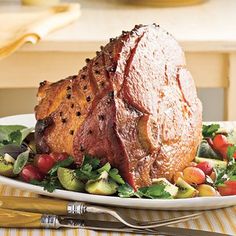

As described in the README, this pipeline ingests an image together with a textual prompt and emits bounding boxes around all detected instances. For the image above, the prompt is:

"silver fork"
[67,202,201,229]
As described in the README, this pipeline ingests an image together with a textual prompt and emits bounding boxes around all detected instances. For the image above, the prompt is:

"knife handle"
[0,196,68,215]
[0,208,43,228]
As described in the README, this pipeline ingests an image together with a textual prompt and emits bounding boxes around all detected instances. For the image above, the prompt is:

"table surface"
[17,0,236,53]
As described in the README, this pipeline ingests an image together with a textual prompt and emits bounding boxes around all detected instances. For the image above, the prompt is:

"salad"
[0,123,236,199]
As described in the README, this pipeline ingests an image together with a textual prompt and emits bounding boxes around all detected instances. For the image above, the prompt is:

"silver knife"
[43,215,232,236]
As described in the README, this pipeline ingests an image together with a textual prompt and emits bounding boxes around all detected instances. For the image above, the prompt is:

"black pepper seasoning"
[76,111,81,116]
[86,96,91,102]
[39,81,47,86]
[98,115,105,121]
[80,145,85,152]
[69,130,74,135]
[61,118,67,123]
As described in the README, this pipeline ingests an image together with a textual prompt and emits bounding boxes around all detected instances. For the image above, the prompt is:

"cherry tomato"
[20,164,44,182]
[183,167,206,185]
[217,180,236,196]
[50,152,68,162]
[212,135,236,160]
[213,134,228,151]
[196,161,213,176]
[35,154,56,174]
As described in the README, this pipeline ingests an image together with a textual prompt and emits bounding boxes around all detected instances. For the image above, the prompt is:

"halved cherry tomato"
[20,164,44,182]
[217,180,236,196]
[213,134,228,151]
[212,135,236,160]
[196,161,213,176]
[35,154,56,174]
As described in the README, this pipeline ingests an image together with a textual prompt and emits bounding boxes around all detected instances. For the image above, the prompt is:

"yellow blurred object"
[22,0,60,6]
[0,208,42,228]
[0,3,80,60]
[0,196,68,215]
[126,0,206,7]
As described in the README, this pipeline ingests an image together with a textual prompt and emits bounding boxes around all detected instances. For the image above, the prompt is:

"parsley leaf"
[98,162,111,173]
[138,184,171,199]
[82,154,100,169]
[31,176,62,193]
[109,168,125,184]
[202,124,220,138]
[118,183,140,198]
[48,156,74,175]
[75,163,98,180]
[215,146,236,186]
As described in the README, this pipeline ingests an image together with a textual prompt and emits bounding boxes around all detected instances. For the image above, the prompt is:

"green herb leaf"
[20,127,34,144]
[98,162,111,173]
[82,154,100,169]
[215,146,236,186]
[202,124,220,138]
[31,176,62,193]
[117,183,139,198]
[138,184,171,199]
[109,168,125,184]
[9,130,22,145]
[75,163,98,180]
[0,125,26,143]
[13,150,30,174]
[230,175,236,180]
[48,156,74,175]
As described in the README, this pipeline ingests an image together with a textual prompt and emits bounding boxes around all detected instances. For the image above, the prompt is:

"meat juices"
[35,24,202,189]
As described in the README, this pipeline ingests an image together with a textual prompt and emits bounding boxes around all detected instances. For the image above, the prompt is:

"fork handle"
[0,196,69,215]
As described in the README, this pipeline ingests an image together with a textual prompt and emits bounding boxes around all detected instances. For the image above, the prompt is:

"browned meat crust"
[35,24,202,189]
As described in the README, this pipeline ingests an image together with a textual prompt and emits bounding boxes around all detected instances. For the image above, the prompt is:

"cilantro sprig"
[215,145,236,186]
[202,124,220,138]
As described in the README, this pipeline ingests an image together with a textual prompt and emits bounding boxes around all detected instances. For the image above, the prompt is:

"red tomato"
[50,152,68,162]
[35,154,56,174]
[196,161,213,176]
[217,180,236,196]
[213,134,228,151]
[20,164,44,182]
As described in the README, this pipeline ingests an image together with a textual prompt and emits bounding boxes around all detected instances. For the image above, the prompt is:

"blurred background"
[0,0,235,121]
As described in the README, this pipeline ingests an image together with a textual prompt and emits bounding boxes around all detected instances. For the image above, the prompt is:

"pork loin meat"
[35,24,202,189]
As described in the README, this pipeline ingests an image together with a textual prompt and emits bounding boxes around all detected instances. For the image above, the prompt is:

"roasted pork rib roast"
[35,24,202,189]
